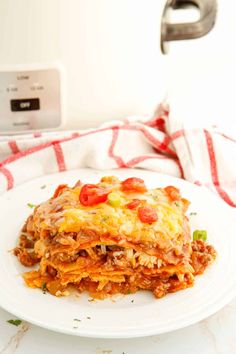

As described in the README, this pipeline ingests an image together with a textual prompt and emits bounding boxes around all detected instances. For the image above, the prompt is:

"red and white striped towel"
[0,104,236,207]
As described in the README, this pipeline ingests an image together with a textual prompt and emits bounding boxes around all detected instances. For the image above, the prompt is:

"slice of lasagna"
[14,176,216,299]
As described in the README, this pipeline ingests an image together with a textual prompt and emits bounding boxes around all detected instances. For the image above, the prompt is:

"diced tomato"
[121,177,147,193]
[126,199,142,209]
[164,186,180,201]
[137,206,158,223]
[53,184,68,198]
[181,198,190,212]
[79,184,109,206]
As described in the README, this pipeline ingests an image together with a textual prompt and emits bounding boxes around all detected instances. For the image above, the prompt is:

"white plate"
[0,168,236,338]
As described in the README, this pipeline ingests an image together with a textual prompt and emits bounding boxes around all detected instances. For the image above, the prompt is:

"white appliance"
[0,0,216,133]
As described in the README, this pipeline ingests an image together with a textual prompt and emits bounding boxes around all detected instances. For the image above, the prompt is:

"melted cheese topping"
[32,181,190,250]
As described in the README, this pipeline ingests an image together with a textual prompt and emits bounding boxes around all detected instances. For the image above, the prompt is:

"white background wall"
[0,0,235,131]
[167,0,236,131]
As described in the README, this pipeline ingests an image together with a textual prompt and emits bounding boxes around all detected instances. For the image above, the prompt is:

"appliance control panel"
[0,66,63,134]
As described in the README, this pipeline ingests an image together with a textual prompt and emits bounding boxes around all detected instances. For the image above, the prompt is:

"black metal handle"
[161,0,217,53]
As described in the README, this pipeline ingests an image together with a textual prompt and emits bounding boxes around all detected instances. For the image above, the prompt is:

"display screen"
[10,98,40,112]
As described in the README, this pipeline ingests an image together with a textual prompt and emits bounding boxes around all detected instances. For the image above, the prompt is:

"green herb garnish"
[42,282,47,294]
[131,300,134,303]
[27,203,36,209]
[193,230,207,242]
[190,212,197,216]
[40,185,46,189]
[86,316,91,320]
[7,319,22,326]
[174,202,180,207]
[73,318,81,329]
[108,192,122,207]
[88,298,95,302]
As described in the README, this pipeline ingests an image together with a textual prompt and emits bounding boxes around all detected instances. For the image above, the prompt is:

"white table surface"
[1,296,236,354]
